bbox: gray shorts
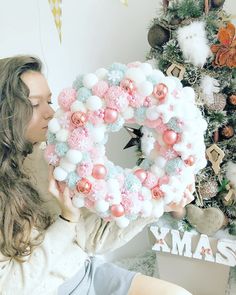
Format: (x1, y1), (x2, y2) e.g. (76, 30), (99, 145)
(58, 256), (138, 295)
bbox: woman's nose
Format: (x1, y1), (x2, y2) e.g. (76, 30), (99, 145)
(44, 104), (55, 120)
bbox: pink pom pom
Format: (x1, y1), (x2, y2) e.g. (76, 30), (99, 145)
(68, 128), (92, 151)
(87, 109), (104, 125)
(58, 88), (77, 111)
(143, 171), (157, 189)
(158, 175), (169, 186)
(44, 145), (59, 165)
(144, 118), (162, 128)
(127, 92), (145, 108)
(92, 80), (109, 97)
(105, 86), (128, 112)
(76, 161), (93, 178)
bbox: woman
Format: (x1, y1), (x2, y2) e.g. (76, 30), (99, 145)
(0, 55), (192, 295)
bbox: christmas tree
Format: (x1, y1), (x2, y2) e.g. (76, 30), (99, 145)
(146, 0), (236, 236)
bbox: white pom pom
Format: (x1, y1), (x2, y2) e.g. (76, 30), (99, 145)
(226, 161), (236, 189)
(122, 107), (134, 120)
(115, 216), (130, 228)
(182, 87), (195, 102)
(137, 81), (153, 96)
(107, 179), (120, 194)
(70, 101), (86, 113)
(141, 201), (153, 217)
(141, 187), (152, 200)
(146, 106), (159, 121)
(90, 125), (106, 143)
(53, 166), (68, 181)
(54, 109), (64, 118)
(48, 118), (60, 133)
(152, 69), (165, 82)
(155, 156), (167, 168)
(66, 149), (83, 164)
(86, 95), (103, 111)
(125, 68), (146, 84)
(72, 196), (85, 208)
(95, 68), (108, 80)
(56, 129), (69, 142)
(151, 165), (165, 178)
(152, 199), (164, 218)
(83, 73), (98, 89)
(139, 63), (153, 75)
(60, 158), (76, 173)
(95, 200), (110, 213)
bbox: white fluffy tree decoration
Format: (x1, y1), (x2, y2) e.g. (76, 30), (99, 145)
(200, 75), (220, 104)
(177, 21), (211, 67)
(226, 161), (236, 189)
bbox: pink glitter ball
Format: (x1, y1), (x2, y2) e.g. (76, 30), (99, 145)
(92, 80), (109, 97)
(76, 161), (93, 178)
(58, 88), (76, 111)
(105, 86), (128, 112)
(44, 145), (59, 165)
(143, 171), (157, 189)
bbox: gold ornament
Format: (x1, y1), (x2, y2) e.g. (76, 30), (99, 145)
(166, 63), (185, 81)
(120, 0), (128, 6)
(206, 144), (225, 175)
(48, 0), (62, 42)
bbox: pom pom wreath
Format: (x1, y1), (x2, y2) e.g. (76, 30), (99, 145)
(45, 62), (207, 228)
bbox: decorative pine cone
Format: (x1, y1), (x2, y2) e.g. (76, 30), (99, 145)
(199, 180), (219, 199)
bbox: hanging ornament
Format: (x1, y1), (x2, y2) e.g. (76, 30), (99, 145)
(120, 0), (128, 6)
(200, 75), (220, 105)
(147, 24), (170, 49)
(205, 93), (226, 111)
(219, 125), (235, 139)
(206, 144), (225, 175)
(199, 180), (219, 199)
(177, 21), (211, 67)
(166, 63), (185, 81)
(227, 94), (236, 106)
(224, 183), (236, 204)
(48, 0), (62, 42)
(210, 0), (225, 9)
(123, 126), (143, 149)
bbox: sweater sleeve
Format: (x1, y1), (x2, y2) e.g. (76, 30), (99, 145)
(76, 208), (156, 255)
(0, 218), (78, 293)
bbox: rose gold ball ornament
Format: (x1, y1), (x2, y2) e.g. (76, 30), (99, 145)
(104, 108), (118, 123)
(184, 156), (195, 166)
(153, 83), (168, 100)
(76, 178), (92, 194)
(134, 169), (147, 183)
(151, 185), (164, 200)
(111, 204), (125, 217)
(120, 79), (135, 94)
(163, 130), (178, 145)
(92, 164), (107, 179)
(71, 111), (87, 127)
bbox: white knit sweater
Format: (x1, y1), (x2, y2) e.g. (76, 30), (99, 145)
(0, 145), (154, 294)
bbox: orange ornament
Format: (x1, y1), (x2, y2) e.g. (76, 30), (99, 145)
(211, 22), (236, 68)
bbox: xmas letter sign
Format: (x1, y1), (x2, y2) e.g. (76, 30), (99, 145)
(150, 226), (236, 267)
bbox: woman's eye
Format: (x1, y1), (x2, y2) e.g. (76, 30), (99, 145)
(32, 104), (39, 107)
(48, 101), (53, 105)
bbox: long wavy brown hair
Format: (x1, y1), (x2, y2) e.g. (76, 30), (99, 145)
(0, 56), (54, 261)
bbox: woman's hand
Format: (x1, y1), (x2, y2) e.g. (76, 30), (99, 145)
(48, 165), (80, 222)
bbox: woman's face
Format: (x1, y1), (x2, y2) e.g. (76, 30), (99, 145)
(21, 71), (55, 143)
